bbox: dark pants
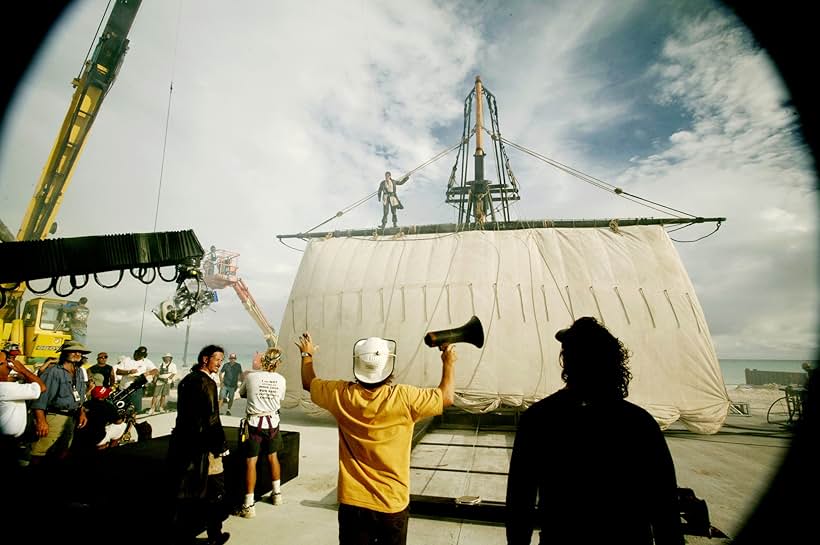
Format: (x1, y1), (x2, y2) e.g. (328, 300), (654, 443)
(130, 387), (144, 413)
(173, 474), (226, 544)
(381, 204), (398, 228)
(338, 503), (409, 545)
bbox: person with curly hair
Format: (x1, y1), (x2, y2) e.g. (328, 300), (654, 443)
(505, 316), (684, 545)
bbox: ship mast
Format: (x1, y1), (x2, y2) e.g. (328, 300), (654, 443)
(446, 76), (520, 227)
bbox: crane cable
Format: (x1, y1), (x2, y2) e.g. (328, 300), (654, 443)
(139, 0), (185, 344)
(77, 0), (113, 81)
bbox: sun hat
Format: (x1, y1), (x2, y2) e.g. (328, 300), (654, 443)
(352, 337), (395, 384)
(61, 340), (91, 354)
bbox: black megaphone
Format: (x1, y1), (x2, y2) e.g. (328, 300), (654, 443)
(424, 316), (484, 349)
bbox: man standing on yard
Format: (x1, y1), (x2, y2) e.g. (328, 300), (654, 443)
(377, 171), (409, 229)
(219, 353), (242, 415)
(298, 331), (456, 545)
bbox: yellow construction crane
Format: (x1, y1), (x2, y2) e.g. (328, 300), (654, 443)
(0, 0), (143, 359)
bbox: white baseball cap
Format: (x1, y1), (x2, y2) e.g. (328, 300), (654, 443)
(352, 337), (396, 384)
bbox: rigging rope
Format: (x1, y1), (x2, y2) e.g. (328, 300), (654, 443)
(497, 135), (700, 219)
(300, 139), (464, 236)
(289, 103), (715, 243)
(669, 221), (722, 242)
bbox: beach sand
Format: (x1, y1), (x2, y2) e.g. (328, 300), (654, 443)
(725, 383), (788, 414)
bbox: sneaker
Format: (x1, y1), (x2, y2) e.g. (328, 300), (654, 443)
(271, 493), (283, 506)
(226, 410), (231, 416)
(236, 504), (255, 518)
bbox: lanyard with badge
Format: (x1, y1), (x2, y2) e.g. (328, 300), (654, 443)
(69, 366), (81, 403)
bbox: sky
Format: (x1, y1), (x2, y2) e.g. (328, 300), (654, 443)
(0, 0), (816, 363)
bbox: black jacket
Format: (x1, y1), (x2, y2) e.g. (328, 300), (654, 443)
(167, 368), (226, 499)
(506, 388), (684, 545)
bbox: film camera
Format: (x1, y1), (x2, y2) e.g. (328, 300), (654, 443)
(75, 374), (150, 451)
(107, 374), (148, 419)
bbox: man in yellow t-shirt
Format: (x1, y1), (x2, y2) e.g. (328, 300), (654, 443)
(297, 332), (457, 545)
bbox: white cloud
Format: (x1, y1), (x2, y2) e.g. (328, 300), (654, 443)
(1, 0), (816, 360)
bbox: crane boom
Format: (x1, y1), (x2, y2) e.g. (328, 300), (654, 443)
(17, 0), (142, 241)
(199, 248), (278, 348)
(233, 278), (278, 349)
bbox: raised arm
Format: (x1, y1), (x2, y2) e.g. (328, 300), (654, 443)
(10, 358), (46, 394)
(437, 344), (457, 408)
(297, 332), (317, 392)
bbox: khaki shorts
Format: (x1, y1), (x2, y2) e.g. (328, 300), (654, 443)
(30, 413), (75, 458)
(154, 380), (171, 397)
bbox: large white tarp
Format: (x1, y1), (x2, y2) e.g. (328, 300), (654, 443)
(278, 225), (729, 433)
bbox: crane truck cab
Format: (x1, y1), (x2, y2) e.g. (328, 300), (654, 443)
(0, 297), (73, 365)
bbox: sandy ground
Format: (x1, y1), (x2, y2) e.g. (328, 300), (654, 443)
(724, 384), (788, 414)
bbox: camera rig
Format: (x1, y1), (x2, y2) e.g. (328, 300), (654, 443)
(152, 264), (216, 326)
(108, 374), (148, 418)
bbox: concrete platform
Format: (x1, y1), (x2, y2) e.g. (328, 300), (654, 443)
(129, 399), (795, 545)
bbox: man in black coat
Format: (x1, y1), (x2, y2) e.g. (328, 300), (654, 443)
(168, 344), (230, 545)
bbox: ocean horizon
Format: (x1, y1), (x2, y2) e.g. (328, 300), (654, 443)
(717, 358), (813, 386)
(132, 350), (812, 388)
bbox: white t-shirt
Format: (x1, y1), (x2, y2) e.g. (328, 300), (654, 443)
(116, 357), (156, 388)
(98, 421), (129, 446)
(239, 371), (286, 429)
(0, 382), (41, 437)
